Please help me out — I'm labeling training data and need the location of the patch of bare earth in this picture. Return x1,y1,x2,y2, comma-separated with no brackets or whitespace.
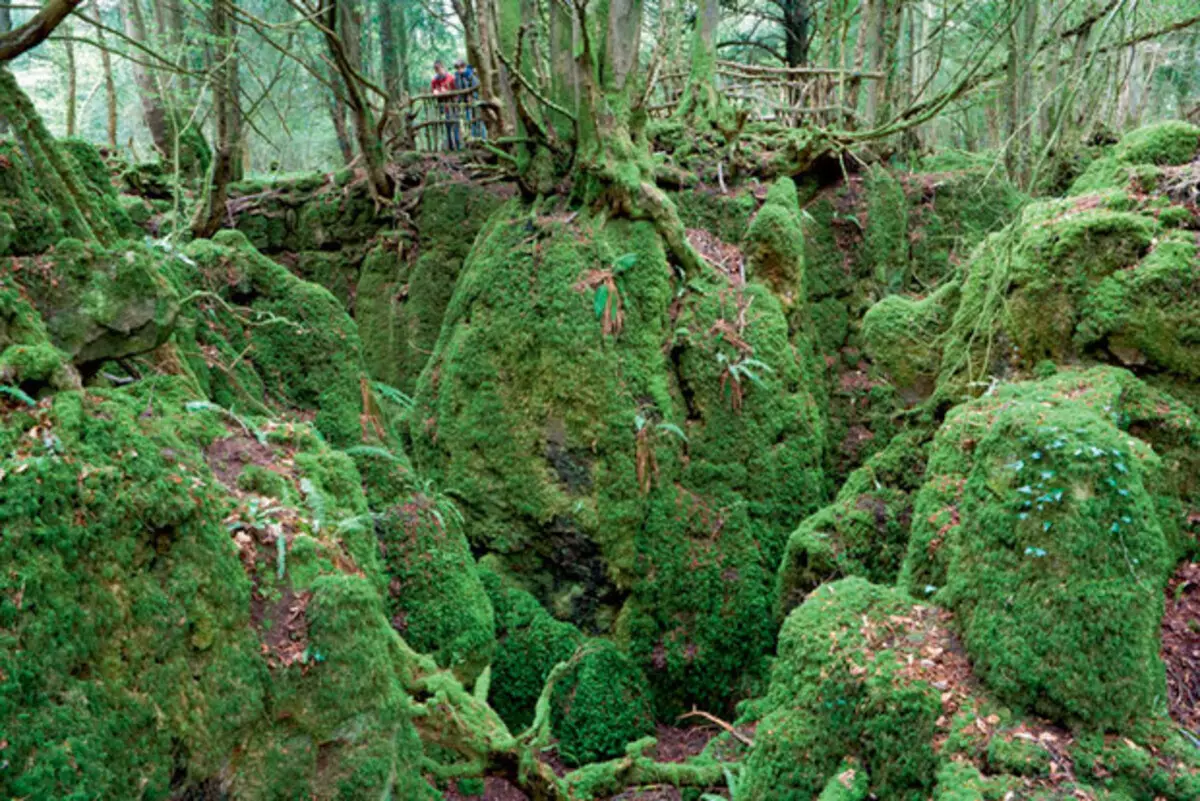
1164,561,1200,732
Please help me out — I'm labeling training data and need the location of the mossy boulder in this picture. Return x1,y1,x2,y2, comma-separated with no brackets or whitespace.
412,202,825,712
745,177,804,302
862,280,959,399
7,238,179,371
740,579,944,801
375,495,495,682
549,640,655,766
935,189,1198,398
0,379,438,799
776,430,929,615
1069,122,1200,195
901,368,1179,729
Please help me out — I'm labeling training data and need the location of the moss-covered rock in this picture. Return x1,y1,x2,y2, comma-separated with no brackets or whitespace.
0,379,439,800
862,280,959,399
1114,121,1200,166
934,188,1198,399
5,238,179,371
549,640,655,766
481,565,584,731
0,139,65,254
375,495,495,682
901,368,1179,729
412,202,825,713
740,579,943,801
173,230,370,447
745,177,804,302
776,430,929,615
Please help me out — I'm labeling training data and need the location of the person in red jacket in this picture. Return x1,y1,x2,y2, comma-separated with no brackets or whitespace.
430,61,460,151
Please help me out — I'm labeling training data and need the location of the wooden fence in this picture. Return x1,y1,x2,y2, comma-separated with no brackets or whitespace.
408,61,884,151
651,61,883,129
411,86,489,152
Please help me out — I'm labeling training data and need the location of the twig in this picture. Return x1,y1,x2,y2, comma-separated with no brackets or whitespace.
678,708,755,747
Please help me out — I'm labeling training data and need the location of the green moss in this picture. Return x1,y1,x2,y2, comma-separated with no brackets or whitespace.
1114,121,1200,166
6,238,179,371
864,165,908,293
0,139,65,254
985,732,1052,777
673,188,758,244
550,640,655,766
375,497,496,682
777,431,929,615
60,138,116,197
816,760,870,800
412,202,825,712
862,281,959,394
739,579,940,801
178,231,370,447
745,177,804,302
901,369,1174,728
481,565,584,730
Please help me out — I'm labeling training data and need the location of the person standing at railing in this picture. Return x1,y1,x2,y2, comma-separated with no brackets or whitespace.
430,60,460,151
453,60,484,141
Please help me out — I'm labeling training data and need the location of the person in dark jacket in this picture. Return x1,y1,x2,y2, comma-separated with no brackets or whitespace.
453,60,485,140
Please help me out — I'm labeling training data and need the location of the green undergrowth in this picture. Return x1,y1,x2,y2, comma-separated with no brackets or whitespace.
1070,121,1200,195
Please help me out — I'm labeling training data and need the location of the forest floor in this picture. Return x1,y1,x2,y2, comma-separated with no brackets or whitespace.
439,724,735,800
1164,561,1200,732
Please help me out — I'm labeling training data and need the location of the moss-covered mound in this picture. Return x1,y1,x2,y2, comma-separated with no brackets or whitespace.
776,430,929,615
1070,121,1200,194
0,378,442,800
412,200,825,712
901,367,1196,728
481,565,584,731
375,495,495,682
168,230,371,448
872,171,1200,403
549,640,655,766
740,577,1200,801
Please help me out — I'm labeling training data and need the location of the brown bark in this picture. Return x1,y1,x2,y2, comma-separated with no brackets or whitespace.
122,0,172,156
92,0,117,148
192,0,236,239
0,0,84,62
63,20,76,136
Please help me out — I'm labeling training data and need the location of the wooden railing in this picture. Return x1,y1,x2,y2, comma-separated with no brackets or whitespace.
650,61,884,128
410,85,490,152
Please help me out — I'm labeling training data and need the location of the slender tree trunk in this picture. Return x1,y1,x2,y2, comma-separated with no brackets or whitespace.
90,0,118,149
1004,0,1037,187
193,0,236,238
549,0,580,140
63,21,76,136
0,6,11,134
783,0,811,68
320,0,393,198
123,0,172,157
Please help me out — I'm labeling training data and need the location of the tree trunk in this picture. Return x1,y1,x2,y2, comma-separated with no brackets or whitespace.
0,6,8,133
92,0,118,149
63,20,76,136
675,0,730,130
320,0,393,199
192,0,236,239
782,0,811,68
122,0,172,157
1004,0,1038,187
549,0,580,140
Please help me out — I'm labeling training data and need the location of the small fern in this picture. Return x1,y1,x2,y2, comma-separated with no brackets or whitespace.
185,399,267,443
371,381,415,411
299,477,326,532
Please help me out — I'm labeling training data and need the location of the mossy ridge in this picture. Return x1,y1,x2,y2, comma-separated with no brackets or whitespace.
412,200,825,713
168,230,373,448
1069,122,1200,195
